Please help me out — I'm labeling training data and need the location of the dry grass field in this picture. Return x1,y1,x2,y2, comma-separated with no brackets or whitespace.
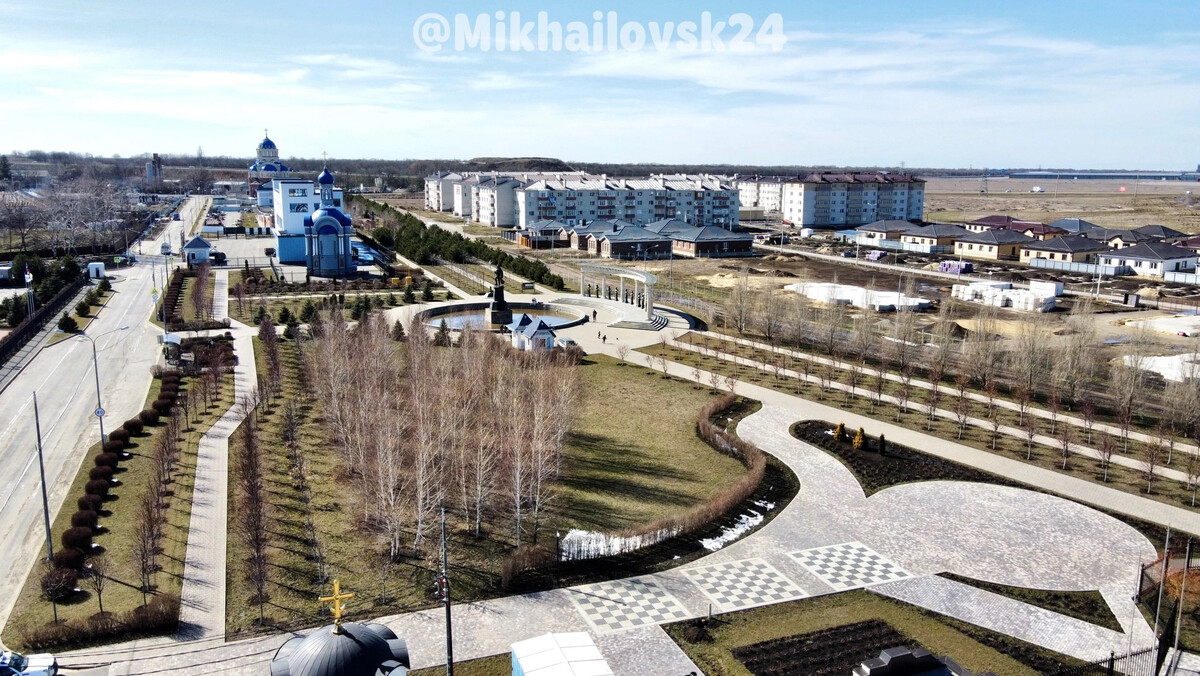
924,177,1200,232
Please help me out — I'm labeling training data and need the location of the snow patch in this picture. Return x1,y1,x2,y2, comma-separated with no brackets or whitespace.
699,500,777,551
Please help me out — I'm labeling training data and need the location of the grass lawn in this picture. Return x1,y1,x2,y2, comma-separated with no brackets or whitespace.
666,590,1082,676
412,654,510,676
224,349,748,637
558,355,746,532
180,271,215,323
2,369,235,650
48,286,113,346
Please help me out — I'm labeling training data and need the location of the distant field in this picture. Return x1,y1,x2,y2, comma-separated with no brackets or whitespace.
923,176,1200,232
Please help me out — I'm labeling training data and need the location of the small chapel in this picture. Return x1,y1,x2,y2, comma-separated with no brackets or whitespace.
301,165,355,278
270,581,410,676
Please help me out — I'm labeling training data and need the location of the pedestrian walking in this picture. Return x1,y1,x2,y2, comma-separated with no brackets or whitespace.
602,335,607,344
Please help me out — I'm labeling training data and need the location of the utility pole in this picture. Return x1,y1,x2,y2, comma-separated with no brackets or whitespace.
33,393,53,561
441,506,454,676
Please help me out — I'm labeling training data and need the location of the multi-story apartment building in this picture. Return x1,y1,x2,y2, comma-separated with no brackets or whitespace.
735,177,786,212
426,171,740,229
514,175,738,229
424,171,463,211
781,173,924,227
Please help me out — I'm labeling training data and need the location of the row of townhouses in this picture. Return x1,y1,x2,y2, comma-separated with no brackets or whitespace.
853,217,1199,279
425,172,740,230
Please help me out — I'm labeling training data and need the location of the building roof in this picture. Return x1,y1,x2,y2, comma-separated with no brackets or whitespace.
1047,218,1100,232
511,632,614,676
570,219,632,235
269,622,408,676
968,215,1044,229
1021,234,1111,253
670,225,754,243
524,219,568,234
258,136,276,150
858,219,920,234
1102,241,1198,261
903,223,969,239
1016,223,1068,237
1084,227,1153,243
785,173,925,185
183,236,212,250
317,167,334,185
1133,224,1188,239
642,218,695,235
956,229,1036,245
598,226,672,243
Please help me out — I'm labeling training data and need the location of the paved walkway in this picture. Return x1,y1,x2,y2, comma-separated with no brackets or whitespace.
671,336,1198,487
176,311,257,639
211,270,228,322
700,328,1200,462
58,294,1185,673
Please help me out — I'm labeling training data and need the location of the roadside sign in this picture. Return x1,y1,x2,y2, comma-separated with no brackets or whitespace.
95,408,105,418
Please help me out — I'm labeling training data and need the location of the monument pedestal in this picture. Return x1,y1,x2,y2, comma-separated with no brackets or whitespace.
486,266,512,327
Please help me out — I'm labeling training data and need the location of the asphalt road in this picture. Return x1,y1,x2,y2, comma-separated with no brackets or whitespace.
0,197,204,639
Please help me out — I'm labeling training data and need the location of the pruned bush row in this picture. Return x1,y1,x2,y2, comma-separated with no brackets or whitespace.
16,594,180,651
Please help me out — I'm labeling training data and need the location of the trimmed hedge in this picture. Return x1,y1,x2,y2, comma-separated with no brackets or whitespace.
41,568,77,602
61,527,92,552
70,510,98,531
151,400,171,416
122,419,144,435
88,466,113,482
141,408,161,425
107,428,130,446
77,495,102,512
84,480,110,498
17,593,180,651
102,440,124,455
94,453,119,469
52,548,85,571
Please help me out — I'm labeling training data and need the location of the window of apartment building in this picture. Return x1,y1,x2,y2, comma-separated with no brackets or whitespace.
288,188,307,197
290,203,308,213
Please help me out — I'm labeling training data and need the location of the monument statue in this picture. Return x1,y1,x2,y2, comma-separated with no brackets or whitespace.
485,264,512,326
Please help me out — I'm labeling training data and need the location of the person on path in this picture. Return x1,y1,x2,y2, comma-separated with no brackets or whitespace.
602,335,607,344
592,310,597,321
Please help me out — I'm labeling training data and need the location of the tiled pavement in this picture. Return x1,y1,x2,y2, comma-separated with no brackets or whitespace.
60,298,1175,673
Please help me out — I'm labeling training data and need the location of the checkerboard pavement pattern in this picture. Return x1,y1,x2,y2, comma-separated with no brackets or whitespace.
569,578,691,634
684,558,807,611
789,541,911,591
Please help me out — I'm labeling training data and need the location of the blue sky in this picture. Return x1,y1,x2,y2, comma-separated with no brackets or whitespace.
1,0,1198,169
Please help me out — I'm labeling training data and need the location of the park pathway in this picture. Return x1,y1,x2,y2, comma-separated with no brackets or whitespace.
55,296,1190,674
175,285,256,640
667,334,1198,487
697,328,1200,461
211,269,228,322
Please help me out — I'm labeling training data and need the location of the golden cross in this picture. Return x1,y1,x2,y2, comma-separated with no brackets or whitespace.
319,579,355,633
322,151,328,164
264,128,269,138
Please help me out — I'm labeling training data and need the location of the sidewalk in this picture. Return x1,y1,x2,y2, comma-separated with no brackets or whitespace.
176,310,257,638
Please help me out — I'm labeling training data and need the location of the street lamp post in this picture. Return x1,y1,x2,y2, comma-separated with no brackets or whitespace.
79,326,130,446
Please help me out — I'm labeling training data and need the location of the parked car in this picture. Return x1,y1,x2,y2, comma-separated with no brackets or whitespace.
160,242,172,255
171,213,181,221
0,650,58,675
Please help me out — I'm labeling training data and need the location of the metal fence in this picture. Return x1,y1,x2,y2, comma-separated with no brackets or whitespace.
0,277,85,368
1050,647,1159,676
1029,258,1133,276
1165,271,1200,285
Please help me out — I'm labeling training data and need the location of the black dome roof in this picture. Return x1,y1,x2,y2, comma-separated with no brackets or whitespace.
271,622,409,676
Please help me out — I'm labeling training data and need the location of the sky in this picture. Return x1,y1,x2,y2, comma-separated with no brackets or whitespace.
1,0,1198,169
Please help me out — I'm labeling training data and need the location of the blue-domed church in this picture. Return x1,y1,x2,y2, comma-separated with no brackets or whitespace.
302,166,355,277
248,130,292,184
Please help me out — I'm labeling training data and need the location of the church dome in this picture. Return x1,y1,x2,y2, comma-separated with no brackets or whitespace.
259,136,277,150
270,622,408,676
317,167,334,185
